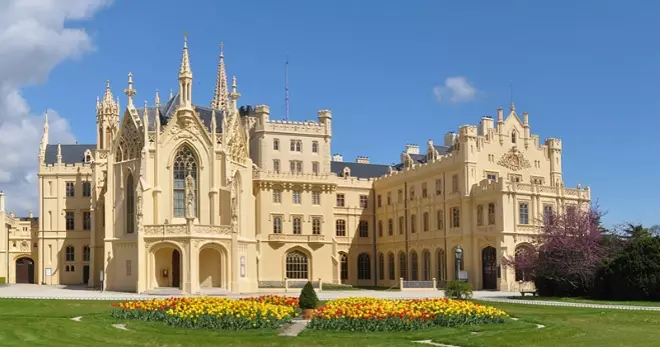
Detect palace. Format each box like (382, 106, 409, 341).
(0, 38, 590, 293)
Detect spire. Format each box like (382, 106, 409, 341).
(40, 110, 49, 156)
(178, 35, 193, 109)
(124, 73, 136, 107)
(143, 100, 149, 145)
(155, 89, 160, 105)
(155, 90, 161, 131)
(103, 80, 114, 104)
(211, 42, 229, 112)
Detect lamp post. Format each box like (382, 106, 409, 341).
(454, 246, 463, 281)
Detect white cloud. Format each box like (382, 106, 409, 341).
(0, 0, 111, 215)
(433, 76, 479, 104)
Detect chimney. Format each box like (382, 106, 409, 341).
(355, 156, 370, 164)
(28, 210, 34, 219)
(480, 116, 494, 136)
(443, 132, 458, 147)
(404, 144, 419, 155)
(332, 153, 343, 162)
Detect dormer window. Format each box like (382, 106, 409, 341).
(511, 131, 517, 144)
(343, 167, 351, 178)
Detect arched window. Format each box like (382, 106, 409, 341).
(422, 250, 431, 281)
(436, 249, 447, 286)
(512, 131, 517, 144)
(83, 246, 91, 262)
(388, 252, 395, 280)
(340, 252, 348, 282)
(410, 251, 419, 281)
(173, 145, 198, 218)
(398, 252, 407, 280)
(286, 251, 308, 279)
(126, 173, 135, 234)
(378, 253, 385, 280)
(357, 253, 371, 280)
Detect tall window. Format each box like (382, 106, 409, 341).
(66, 182, 75, 197)
(83, 211, 91, 231)
(388, 253, 395, 280)
(387, 192, 392, 205)
(451, 207, 460, 228)
(312, 162, 319, 175)
(312, 191, 320, 205)
(476, 204, 484, 226)
(411, 214, 417, 233)
(357, 253, 371, 280)
(273, 138, 280, 150)
(273, 216, 282, 233)
(340, 253, 348, 281)
(422, 250, 431, 281)
(312, 141, 319, 153)
(82, 182, 91, 197)
(423, 212, 429, 232)
(273, 159, 280, 173)
(435, 179, 442, 195)
(399, 252, 407, 280)
(335, 219, 346, 236)
(290, 160, 302, 173)
(65, 212, 74, 231)
(452, 174, 459, 193)
(519, 202, 529, 224)
(312, 217, 321, 234)
(293, 217, 302, 234)
(65, 246, 75, 261)
(336, 194, 345, 207)
(399, 216, 404, 234)
(173, 145, 198, 218)
(422, 182, 428, 198)
(358, 220, 369, 237)
(388, 218, 393, 236)
(359, 195, 368, 208)
(437, 210, 444, 230)
(83, 246, 91, 262)
(290, 139, 302, 152)
(285, 251, 308, 279)
(397, 189, 403, 202)
(544, 205, 554, 224)
(378, 220, 383, 237)
(437, 249, 447, 286)
(378, 253, 385, 280)
(410, 251, 419, 281)
(488, 203, 496, 225)
(293, 190, 301, 204)
(126, 174, 135, 233)
(515, 244, 534, 281)
(272, 189, 281, 203)
(511, 131, 517, 144)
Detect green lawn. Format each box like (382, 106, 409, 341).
(1, 299, 660, 346)
(505, 295, 660, 307)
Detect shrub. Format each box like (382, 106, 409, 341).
(444, 280, 472, 299)
(299, 281, 319, 309)
(0, 277, 5, 284)
(307, 297, 507, 332)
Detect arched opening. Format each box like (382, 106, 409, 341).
(436, 249, 447, 288)
(482, 246, 497, 290)
(286, 250, 309, 280)
(339, 252, 348, 283)
(152, 245, 182, 288)
(15, 257, 34, 284)
(387, 252, 395, 280)
(398, 252, 407, 280)
(199, 245, 224, 288)
(173, 144, 198, 218)
(378, 253, 385, 280)
(515, 243, 535, 282)
(410, 251, 419, 281)
(357, 253, 371, 280)
(422, 250, 431, 281)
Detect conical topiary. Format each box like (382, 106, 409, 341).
(298, 281, 319, 309)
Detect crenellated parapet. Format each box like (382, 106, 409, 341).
(41, 163, 93, 174)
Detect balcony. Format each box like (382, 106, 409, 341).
(267, 233, 326, 243)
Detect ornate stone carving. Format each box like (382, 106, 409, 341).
(497, 147, 531, 171)
(185, 170, 195, 219)
(20, 240, 29, 252)
(117, 116, 143, 162)
(230, 181, 238, 229)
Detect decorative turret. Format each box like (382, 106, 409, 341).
(39, 111, 49, 160)
(124, 73, 136, 108)
(497, 107, 504, 144)
(229, 76, 240, 113)
(522, 111, 530, 148)
(56, 143, 62, 165)
(97, 80, 119, 150)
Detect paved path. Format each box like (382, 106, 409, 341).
(0, 284, 659, 311)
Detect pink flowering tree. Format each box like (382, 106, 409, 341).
(503, 206, 607, 296)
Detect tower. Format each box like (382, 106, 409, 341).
(96, 81, 120, 150)
(178, 35, 193, 111)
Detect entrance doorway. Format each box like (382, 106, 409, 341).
(172, 249, 181, 288)
(83, 265, 90, 285)
(15, 257, 34, 284)
(482, 247, 498, 290)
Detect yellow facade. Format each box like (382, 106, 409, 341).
(0, 39, 590, 293)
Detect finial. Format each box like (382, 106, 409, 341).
(220, 42, 224, 57)
(44, 110, 48, 123)
(124, 72, 136, 106)
(144, 100, 148, 110)
(169, 88, 174, 100)
(509, 102, 515, 112)
(155, 89, 160, 105)
(232, 76, 237, 93)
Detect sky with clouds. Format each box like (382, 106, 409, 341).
(0, 0, 658, 227)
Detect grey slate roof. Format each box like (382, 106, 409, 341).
(138, 92, 224, 134)
(44, 144, 95, 164)
(330, 161, 390, 179)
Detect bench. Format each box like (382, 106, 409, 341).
(520, 290, 538, 297)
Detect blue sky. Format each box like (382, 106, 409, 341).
(21, 0, 660, 227)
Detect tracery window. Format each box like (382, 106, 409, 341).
(173, 145, 198, 218)
(286, 251, 308, 279)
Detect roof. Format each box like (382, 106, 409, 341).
(138, 92, 224, 134)
(330, 161, 390, 179)
(44, 144, 95, 164)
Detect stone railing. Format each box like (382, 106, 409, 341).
(267, 234, 326, 243)
(509, 182, 590, 200)
(143, 224, 232, 236)
(258, 278, 323, 292)
(400, 278, 438, 291)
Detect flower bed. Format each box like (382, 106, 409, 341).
(111, 297, 295, 330)
(240, 295, 299, 308)
(307, 298, 508, 332)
